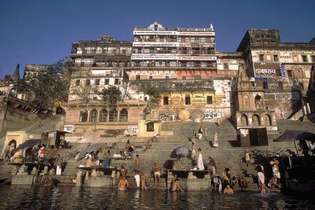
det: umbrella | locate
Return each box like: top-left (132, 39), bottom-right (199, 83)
top-left (274, 130), bottom-right (315, 142)
top-left (76, 143), bottom-right (104, 160)
top-left (16, 139), bottom-right (42, 150)
top-left (170, 146), bottom-right (191, 158)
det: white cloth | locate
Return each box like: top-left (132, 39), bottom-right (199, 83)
top-left (272, 165), bottom-right (281, 179)
top-left (197, 153), bottom-right (205, 170)
top-left (258, 171), bottom-right (265, 185)
top-left (134, 174), bottom-right (140, 188)
top-left (56, 166), bottom-right (62, 176)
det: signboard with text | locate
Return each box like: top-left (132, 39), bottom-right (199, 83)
top-left (254, 63), bottom-right (280, 78)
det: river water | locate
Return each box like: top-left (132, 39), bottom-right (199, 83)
top-left (0, 185), bottom-right (313, 210)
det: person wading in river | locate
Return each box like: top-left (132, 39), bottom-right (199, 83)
top-left (118, 175), bottom-right (129, 191)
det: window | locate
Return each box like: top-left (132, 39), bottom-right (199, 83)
top-left (95, 79), bottom-right (100, 86)
top-left (182, 76), bottom-right (186, 80)
top-left (109, 109), bottom-right (118, 122)
top-left (312, 55), bottom-right (315, 63)
top-left (259, 54), bottom-right (264, 62)
top-left (302, 55), bottom-right (308, 62)
top-left (89, 109), bottom-right (98, 122)
top-left (114, 79), bottom-right (119, 85)
top-left (165, 76), bottom-right (170, 79)
top-left (119, 109), bottom-right (128, 122)
top-left (85, 79), bottom-right (90, 86)
top-left (185, 96), bottom-right (191, 105)
top-left (79, 111), bottom-right (88, 122)
top-left (75, 80), bottom-right (80, 86)
top-left (147, 122), bottom-right (154, 132)
top-left (206, 96), bottom-right (213, 104)
top-left (105, 79), bottom-right (109, 85)
top-left (136, 75), bottom-right (141, 80)
top-left (273, 54), bottom-right (279, 62)
top-left (149, 76), bottom-right (153, 80)
top-left (224, 63), bottom-right (229, 70)
top-left (99, 109), bottom-right (108, 122)
top-left (163, 96), bottom-right (169, 105)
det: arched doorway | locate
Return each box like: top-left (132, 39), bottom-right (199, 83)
top-left (252, 114), bottom-right (261, 126)
top-left (255, 95), bottom-right (262, 110)
top-left (241, 114), bottom-right (249, 126)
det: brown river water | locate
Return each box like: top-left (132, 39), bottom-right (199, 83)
top-left (0, 185), bottom-right (314, 210)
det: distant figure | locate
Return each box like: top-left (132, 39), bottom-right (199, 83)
top-left (104, 150), bottom-right (112, 169)
top-left (212, 175), bottom-right (222, 193)
top-left (213, 132), bottom-right (218, 147)
top-left (191, 142), bottom-right (197, 160)
top-left (134, 154), bottom-right (140, 170)
top-left (38, 145), bottom-right (46, 160)
top-left (141, 172), bottom-right (149, 191)
top-left (125, 140), bottom-right (135, 157)
top-left (197, 148), bottom-right (205, 170)
top-left (171, 178), bottom-right (183, 192)
top-left (55, 154), bottom-right (63, 176)
top-left (118, 175), bottom-right (129, 191)
top-left (257, 166), bottom-right (266, 193)
top-left (197, 127), bottom-right (204, 140)
top-left (152, 162), bottom-right (161, 183)
top-left (134, 170), bottom-right (141, 188)
top-left (268, 159), bottom-right (281, 189)
top-left (244, 150), bottom-right (251, 167)
top-left (223, 184), bottom-right (234, 195)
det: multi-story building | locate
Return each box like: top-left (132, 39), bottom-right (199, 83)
top-left (128, 21), bottom-right (217, 80)
top-left (235, 29), bottom-right (315, 146)
top-left (126, 22), bottom-right (241, 122)
top-left (64, 34), bottom-right (145, 142)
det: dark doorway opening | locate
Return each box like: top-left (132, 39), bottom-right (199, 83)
top-left (249, 128), bottom-right (268, 146)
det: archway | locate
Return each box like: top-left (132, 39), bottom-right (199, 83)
top-left (89, 109), bottom-right (98, 122)
top-left (241, 114), bottom-right (249, 126)
top-left (264, 114), bottom-right (272, 126)
top-left (119, 109), bottom-right (128, 122)
top-left (109, 109), bottom-right (118, 122)
top-left (252, 114), bottom-right (261, 126)
top-left (255, 95), bottom-right (262, 110)
top-left (79, 111), bottom-right (88, 122)
top-left (99, 109), bottom-right (108, 122)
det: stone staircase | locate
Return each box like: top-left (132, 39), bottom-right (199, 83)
top-left (134, 120), bottom-right (243, 176)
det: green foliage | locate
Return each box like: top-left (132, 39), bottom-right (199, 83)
top-left (99, 86), bottom-right (122, 106)
top-left (143, 85), bottom-right (161, 114)
top-left (28, 71), bottom-right (68, 109)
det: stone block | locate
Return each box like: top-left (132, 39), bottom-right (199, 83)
top-left (186, 178), bottom-right (211, 191)
top-left (11, 175), bottom-right (37, 185)
top-left (85, 176), bottom-right (113, 188)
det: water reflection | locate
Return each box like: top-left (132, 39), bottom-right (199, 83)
top-left (0, 185), bottom-right (314, 210)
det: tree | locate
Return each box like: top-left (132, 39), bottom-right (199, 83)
top-left (99, 86), bottom-right (122, 106)
top-left (27, 71), bottom-right (68, 109)
top-left (143, 85), bottom-right (161, 114)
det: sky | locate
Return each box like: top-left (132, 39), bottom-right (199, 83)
top-left (1, 0), bottom-right (315, 78)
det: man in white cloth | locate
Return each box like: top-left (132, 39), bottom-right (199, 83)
top-left (134, 170), bottom-right (140, 188)
top-left (257, 166), bottom-right (266, 193)
top-left (197, 148), bottom-right (205, 170)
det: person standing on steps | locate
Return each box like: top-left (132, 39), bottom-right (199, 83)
top-left (197, 148), bottom-right (205, 170)
top-left (134, 154), bottom-right (140, 171)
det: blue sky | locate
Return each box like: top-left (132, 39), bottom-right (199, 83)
top-left (1, 0), bottom-right (315, 78)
